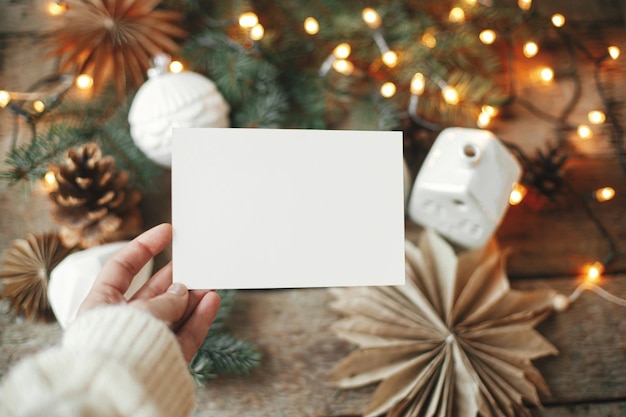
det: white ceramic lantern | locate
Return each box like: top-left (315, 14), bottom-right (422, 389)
top-left (128, 63), bottom-right (230, 167)
top-left (407, 127), bottom-right (522, 248)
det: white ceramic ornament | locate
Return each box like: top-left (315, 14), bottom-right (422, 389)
top-left (407, 127), bottom-right (521, 248)
top-left (128, 58), bottom-right (230, 167)
top-left (48, 241), bottom-right (153, 328)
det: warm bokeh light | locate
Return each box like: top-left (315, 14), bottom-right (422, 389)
top-left (304, 17), bottom-right (319, 35)
top-left (518, 0), bottom-right (532, 11)
top-left (442, 86), bottom-right (459, 105)
top-left (47, 1), bottom-right (67, 15)
top-left (449, 7), bottom-right (466, 23)
top-left (509, 183), bottom-right (527, 205)
top-left (333, 43), bottom-right (351, 59)
top-left (250, 24), bottom-right (265, 40)
top-left (169, 61), bottom-right (184, 73)
top-left (588, 110), bottom-right (606, 125)
top-left (465, 0), bottom-right (477, 6)
top-left (380, 82), bottom-right (397, 98)
top-left (382, 50), bottom-right (398, 68)
top-left (33, 100), bottom-right (46, 113)
top-left (410, 73), bottom-right (425, 95)
top-left (595, 187), bottom-right (615, 202)
top-left (551, 13), bottom-right (565, 27)
top-left (479, 30), bottom-right (496, 45)
top-left (577, 124), bottom-right (593, 139)
top-left (0, 90), bottom-right (10, 108)
top-left (608, 46), bottom-right (620, 60)
top-left (43, 171), bottom-right (57, 189)
top-left (75, 74), bottom-right (94, 90)
top-left (481, 105), bottom-right (498, 117)
top-left (523, 41), bottom-right (539, 58)
top-left (421, 32), bottom-right (437, 48)
top-left (477, 111), bottom-right (491, 128)
top-left (332, 59), bottom-right (354, 75)
top-left (362, 8), bottom-right (382, 29)
top-left (239, 12), bottom-right (259, 28)
top-left (539, 67), bottom-right (554, 82)
top-left (583, 261), bottom-right (604, 283)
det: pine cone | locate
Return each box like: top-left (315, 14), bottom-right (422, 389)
top-left (49, 143), bottom-right (142, 248)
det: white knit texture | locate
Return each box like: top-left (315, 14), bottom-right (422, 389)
top-left (0, 306), bottom-right (195, 417)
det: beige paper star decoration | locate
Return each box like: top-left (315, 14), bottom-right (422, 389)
top-left (330, 230), bottom-right (558, 417)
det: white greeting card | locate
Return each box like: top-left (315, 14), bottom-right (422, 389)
top-left (172, 128), bottom-right (405, 289)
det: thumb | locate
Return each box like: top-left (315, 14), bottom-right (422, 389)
top-left (131, 282), bottom-right (189, 324)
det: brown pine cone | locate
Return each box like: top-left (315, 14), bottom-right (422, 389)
top-left (49, 143), bottom-right (142, 248)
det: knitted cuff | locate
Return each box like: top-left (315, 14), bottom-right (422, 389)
top-left (63, 306), bottom-right (195, 417)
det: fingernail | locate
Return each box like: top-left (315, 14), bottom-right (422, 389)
top-left (167, 282), bottom-right (187, 296)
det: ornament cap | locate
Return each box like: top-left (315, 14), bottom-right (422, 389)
top-left (148, 54), bottom-right (172, 78)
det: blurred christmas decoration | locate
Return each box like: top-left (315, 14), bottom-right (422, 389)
top-left (48, 142), bottom-right (142, 248)
top-left (0, 233), bottom-right (74, 321)
top-left (46, 0), bottom-right (186, 96)
top-left (48, 241), bottom-right (153, 328)
top-left (330, 230), bottom-right (557, 417)
top-left (407, 128), bottom-right (521, 248)
top-left (128, 54), bottom-right (230, 167)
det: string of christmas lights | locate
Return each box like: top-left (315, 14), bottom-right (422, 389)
top-left (1, 0), bottom-right (624, 311)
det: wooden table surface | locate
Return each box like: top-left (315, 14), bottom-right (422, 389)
top-left (1, 1), bottom-right (626, 416)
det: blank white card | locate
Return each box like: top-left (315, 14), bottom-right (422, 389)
top-left (172, 128), bottom-right (405, 289)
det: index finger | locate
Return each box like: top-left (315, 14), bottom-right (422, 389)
top-left (91, 223), bottom-right (173, 295)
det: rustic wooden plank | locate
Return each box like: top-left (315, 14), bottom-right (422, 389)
top-left (190, 275), bottom-right (626, 416)
top-left (534, 401), bottom-right (626, 417)
top-left (497, 156), bottom-right (626, 278)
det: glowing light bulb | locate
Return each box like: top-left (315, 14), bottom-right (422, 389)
top-left (47, 1), bottom-right (67, 15)
top-left (588, 110), bottom-right (606, 125)
top-left (442, 86), bottom-right (459, 105)
top-left (477, 111), bottom-right (491, 128)
top-left (481, 105), bottom-right (498, 117)
top-left (332, 59), bottom-right (354, 75)
top-left (421, 32), bottom-right (437, 48)
top-left (333, 43), bottom-right (351, 59)
top-left (479, 29), bottom-right (496, 45)
top-left (449, 7), bottom-right (465, 23)
top-left (169, 61), bottom-right (184, 73)
top-left (380, 82), bottom-right (396, 98)
top-left (595, 187), bottom-right (615, 202)
top-left (239, 12), bottom-right (258, 29)
top-left (551, 13), bottom-right (565, 27)
top-left (43, 171), bottom-right (57, 190)
top-left (33, 100), bottom-right (46, 113)
top-left (362, 8), bottom-right (382, 29)
top-left (577, 124), bottom-right (593, 139)
top-left (250, 23), bottom-right (264, 40)
top-left (583, 261), bottom-right (604, 283)
top-left (518, 0), bottom-right (532, 10)
top-left (304, 17), bottom-right (319, 35)
top-left (523, 41), bottom-right (539, 58)
top-left (75, 74), bottom-right (94, 90)
top-left (608, 46), bottom-right (620, 60)
top-left (509, 183), bottom-right (527, 205)
top-left (410, 73), bottom-right (425, 95)
top-left (0, 90), bottom-right (11, 108)
top-left (382, 50), bottom-right (398, 68)
top-left (539, 67), bottom-right (554, 82)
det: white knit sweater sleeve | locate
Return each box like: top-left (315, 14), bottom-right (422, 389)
top-left (0, 306), bottom-right (196, 417)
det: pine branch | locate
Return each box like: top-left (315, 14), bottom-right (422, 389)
top-left (0, 124), bottom-right (91, 185)
top-left (190, 332), bottom-right (262, 385)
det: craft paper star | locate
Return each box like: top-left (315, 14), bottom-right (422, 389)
top-left (330, 230), bottom-right (558, 417)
